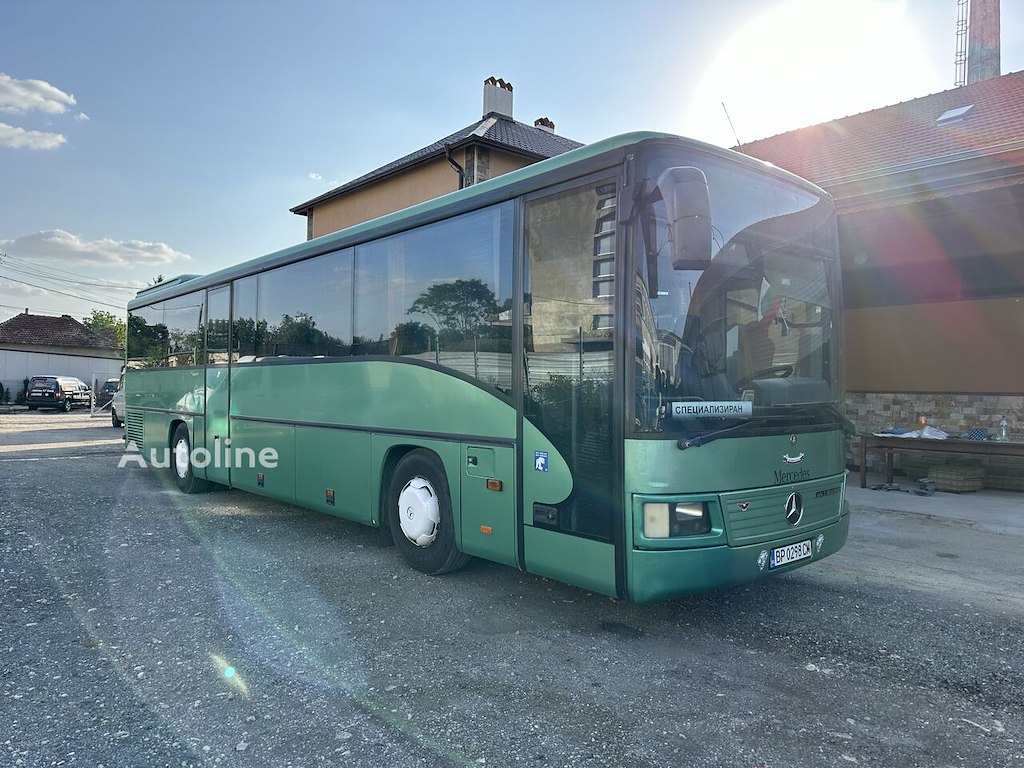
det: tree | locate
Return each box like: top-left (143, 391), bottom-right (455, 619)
top-left (266, 313), bottom-right (344, 356)
top-left (390, 321), bottom-right (436, 355)
top-left (83, 309), bottom-right (126, 349)
top-left (408, 279), bottom-right (500, 340)
top-left (126, 314), bottom-right (168, 367)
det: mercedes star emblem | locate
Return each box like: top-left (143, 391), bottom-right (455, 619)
top-left (785, 492), bottom-right (804, 526)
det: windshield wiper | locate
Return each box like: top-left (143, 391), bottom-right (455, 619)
top-left (675, 403), bottom-right (854, 451)
top-left (676, 414), bottom-right (800, 450)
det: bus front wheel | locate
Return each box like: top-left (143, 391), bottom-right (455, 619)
top-left (387, 450), bottom-right (470, 576)
top-left (171, 423), bottom-right (210, 494)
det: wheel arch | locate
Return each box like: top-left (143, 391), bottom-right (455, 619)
top-left (378, 445), bottom-right (415, 528)
top-left (168, 417), bottom-right (189, 450)
top-left (376, 441), bottom-right (462, 541)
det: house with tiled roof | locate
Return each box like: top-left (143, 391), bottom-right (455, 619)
top-left (0, 312), bottom-right (123, 403)
top-left (291, 78), bottom-right (584, 238)
top-left (740, 69), bottom-right (1024, 455)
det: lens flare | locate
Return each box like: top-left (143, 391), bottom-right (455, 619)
top-left (210, 652), bottom-right (250, 695)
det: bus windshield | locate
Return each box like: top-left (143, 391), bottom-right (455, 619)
top-left (633, 153), bottom-right (840, 436)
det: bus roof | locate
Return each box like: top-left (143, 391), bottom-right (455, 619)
top-left (129, 131), bottom-right (827, 309)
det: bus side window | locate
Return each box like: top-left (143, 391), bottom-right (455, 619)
top-left (352, 203), bottom-right (514, 391)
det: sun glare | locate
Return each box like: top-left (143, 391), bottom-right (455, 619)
top-left (685, 0), bottom-right (933, 147)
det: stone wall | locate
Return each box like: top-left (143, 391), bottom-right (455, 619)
top-left (844, 391), bottom-right (1024, 477)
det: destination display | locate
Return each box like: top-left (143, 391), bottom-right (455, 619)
top-left (670, 401), bottom-right (754, 419)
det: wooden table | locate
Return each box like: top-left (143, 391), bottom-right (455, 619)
top-left (859, 434), bottom-right (1024, 488)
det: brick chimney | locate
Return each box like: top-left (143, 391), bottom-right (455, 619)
top-left (534, 117), bottom-right (555, 134)
top-left (483, 77), bottom-right (513, 118)
top-left (967, 0), bottom-right (1000, 84)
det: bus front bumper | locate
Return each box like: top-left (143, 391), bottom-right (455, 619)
top-left (626, 507), bottom-right (850, 603)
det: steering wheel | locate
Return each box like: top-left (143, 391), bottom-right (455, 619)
top-left (737, 364), bottom-right (794, 392)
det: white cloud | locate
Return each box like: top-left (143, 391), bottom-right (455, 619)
top-left (0, 73), bottom-right (76, 115)
top-left (75, 112), bottom-right (90, 121)
top-left (308, 172), bottom-right (323, 181)
top-left (0, 278), bottom-right (47, 297)
top-left (0, 122), bottom-right (67, 150)
top-left (0, 230), bottom-right (191, 267)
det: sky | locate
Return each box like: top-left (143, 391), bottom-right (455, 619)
top-left (1, 0), bottom-right (1022, 324)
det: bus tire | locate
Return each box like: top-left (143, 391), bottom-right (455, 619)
top-left (171, 423), bottom-right (210, 494)
top-left (387, 449), bottom-right (470, 576)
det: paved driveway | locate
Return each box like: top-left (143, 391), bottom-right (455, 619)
top-left (2, 412), bottom-right (1021, 767)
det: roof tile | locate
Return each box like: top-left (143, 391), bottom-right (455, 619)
top-left (0, 313), bottom-right (120, 350)
top-left (740, 71), bottom-right (1024, 183)
top-left (291, 114), bottom-right (583, 212)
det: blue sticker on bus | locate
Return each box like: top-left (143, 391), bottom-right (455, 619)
top-left (534, 451), bottom-right (549, 472)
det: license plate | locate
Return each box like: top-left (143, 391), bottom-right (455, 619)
top-left (770, 540), bottom-right (813, 568)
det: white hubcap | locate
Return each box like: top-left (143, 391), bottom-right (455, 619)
top-left (174, 438), bottom-right (190, 479)
top-left (397, 476), bottom-right (439, 547)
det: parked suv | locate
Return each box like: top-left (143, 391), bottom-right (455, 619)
top-left (26, 375), bottom-right (93, 412)
top-left (96, 377), bottom-right (120, 407)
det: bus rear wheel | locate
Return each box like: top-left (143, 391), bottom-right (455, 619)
top-left (387, 449), bottom-right (469, 575)
top-left (171, 423), bottom-right (210, 494)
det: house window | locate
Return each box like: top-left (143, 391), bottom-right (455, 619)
top-left (593, 279), bottom-right (615, 298)
top-left (592, 184), bottom-right (617, 298)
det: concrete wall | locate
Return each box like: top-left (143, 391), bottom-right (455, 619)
top-left (488, 151), bottom-right (532, 180)
top-left (311, 158), bottom-right (457, 238)
top-left (0, 348), bottom-right (123, 402)
top-left (309, 149), bottom-right (539, 238)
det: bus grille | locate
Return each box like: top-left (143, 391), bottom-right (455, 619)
top-left (125, 411), bottom-right (144, 450)
top-left (720, 477), bottom-right (843, 547)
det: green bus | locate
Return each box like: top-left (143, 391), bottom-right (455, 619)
top-left (124, 132), bottom-right (850, 602)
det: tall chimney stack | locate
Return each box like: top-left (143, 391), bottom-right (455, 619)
top-left (967, 0), bottom-right (1000, 84)
top-left (483, 77), bottom-right (513, 119)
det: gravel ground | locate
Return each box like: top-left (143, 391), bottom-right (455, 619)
top-left (1, 411), bottom-right (1022, 767)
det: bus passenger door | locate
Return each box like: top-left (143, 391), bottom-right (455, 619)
top-left (204, 285), bottom-right (232, 486)
top-left (519, 180), bottom-right (621, 599)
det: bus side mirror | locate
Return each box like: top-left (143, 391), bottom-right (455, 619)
top-left (656, 166), bottom-right (712, 271)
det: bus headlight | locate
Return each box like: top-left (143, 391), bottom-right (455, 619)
top-left (643, 502), bottom-right (711, 537)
